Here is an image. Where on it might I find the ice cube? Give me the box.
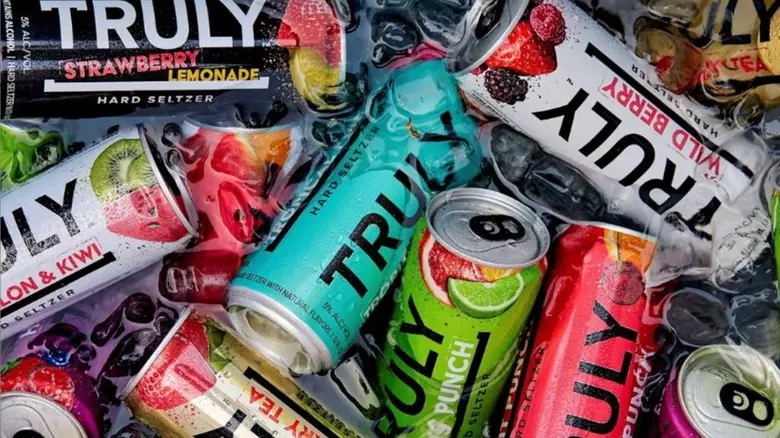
[372,15,420,52]
[489,124,539,184]
[729,290,780,358]
[522,154,606,222]
[412,0,467,48]
[663,287,728,347]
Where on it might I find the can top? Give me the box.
[119,306,193,400]
[447,0,530,75]
[678,345,780,437]
[0,392,88,438]
[427,188,550,268]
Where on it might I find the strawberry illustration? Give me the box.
[135,315,216,410]
[277,0,343,67]
[486,21,557,76]
[28,366,76,410]
[104,186,189,243]
[0,356,46,392]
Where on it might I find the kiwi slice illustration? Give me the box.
[126,152,157,191]
[90,139,156,204]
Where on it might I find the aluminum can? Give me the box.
[762,159,780,287]
[0,0,347,119]
[226,60,483,374]
[0,265,186,434]
[658,345,780,437]
[496,318,536,438]
[0,356,102,438]
[507,224,667,438]
[454,0,768,212]
[152,119,301,304]
[0,120,66,192]
[0,391,88,438]
[121,308,364,438]
[634,0,780,116]
[0,127,197,339]
[375,188,549,437]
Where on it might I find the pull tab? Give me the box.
[469,214,525,242]
[720,382,774,427]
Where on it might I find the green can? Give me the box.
[376,188,550,438]
[764,160,780,287]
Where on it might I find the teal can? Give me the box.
[227,61,483,374]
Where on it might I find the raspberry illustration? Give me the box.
[484,69,529,105]
[530,4,566,46]
[486,21,557,76]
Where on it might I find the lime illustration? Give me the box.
[90,139,155,204]
[448,273,525,319]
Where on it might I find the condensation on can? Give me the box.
[677,345,780,438]
[426,187,550,269]
[0,391,88,438]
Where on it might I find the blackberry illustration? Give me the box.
[484,69,528,105]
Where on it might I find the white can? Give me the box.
[454,0,768,220]
[0,126,197,339]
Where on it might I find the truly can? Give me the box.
[0,0,348,118]
[658,345,780,437]
[0,120,67,192]
[0,127,197,339]
[633,0,780,116]
[762,159,780,288]
[121,308,365,438]
[453,0,768,210]
[226,60,483,374]
[0,391,88,438]
[374,188,549,438]
[152,119,301,304]
[0,265,186,434]
[508,224,666,438]
[496,317,537,438]
[0,356,103,438]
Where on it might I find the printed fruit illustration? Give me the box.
[484,3,566,80]
[599,261,645,305]
[211,130,291,184]
[449,273,525,318]
[159,250,242,304]
[135,315,216,410]
[90,139,155,204]
[419,230,517,306]
[529,3,566,45]
[291,48,345,112]
[277,0,343,67]
[0,355,103,437]
[487,21,557,76]
[600,229,653,305]
[0,356,47,393]
[102,186,188,243]
[484,69,529,104]
[28,366,76,409]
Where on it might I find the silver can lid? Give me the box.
[427,188,549,269]
[447,0,530,75]
[0,392,87,438]
[679,345,780,438]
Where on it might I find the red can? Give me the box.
[508,224,667,438]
